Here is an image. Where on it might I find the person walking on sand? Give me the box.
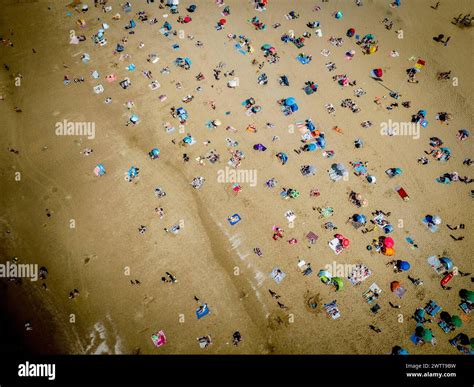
[268,289,280,299]
[369,325,382,333]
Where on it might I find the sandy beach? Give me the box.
[0,0,473,355]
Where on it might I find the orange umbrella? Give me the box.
[390,281,401,292]
[382,247,395,256]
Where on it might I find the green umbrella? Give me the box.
[451,315,462,327]
[261,44,272,50]
[467,290,474,302]
[422,329,433,341]
[332,277,344,291]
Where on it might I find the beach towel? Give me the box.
[348,264,372,285]
[151,330,167,347]
[394,286,407,298]
[196,304,210,319]
[328,238,343,255]
[323,300,341,320]
[270,267,286,283]
[363,283,382,304]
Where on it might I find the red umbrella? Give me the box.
[384,237,394,248]
[219,18,227,25]
[342,238,350,248]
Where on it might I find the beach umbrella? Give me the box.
[335,11,343,19]
[382,247,394,256]
[384,237,394,248]
[439,257,453,270]
[383,224,394,234]
[368,45,377,54]
[342,238,350,248]
[367,175,376,184]
[422,329,433,342]
[185,57,192,66]
[459,289,474,302]
[219,18,227,25]
[346,28,355,37]
[353,214,366,224]
[277,152,288,164]
[398,261,410,271]
[304,143,317,152]
[290,103,299,112]
[253,143,267,151]
[451,315,462,327]
[371,68,383,78]
[332,277,344,291]
[284,97,296,106]
[432,215,442,225]
[390,281,401,292]
[269,47,276,54]
[261,43,272,50]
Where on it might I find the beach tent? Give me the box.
[149,148,160,159]
[332,277,344,291]
[439,257,453,270]
[318,269,332,284]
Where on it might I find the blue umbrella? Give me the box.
[185,57,192,66]
[304,143,317,152]
[290,103,299,112]
[285,97,296,106]
[398,261,411,271]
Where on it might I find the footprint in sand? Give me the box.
[267,311,290,330]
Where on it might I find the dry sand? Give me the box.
[0,0,473,355]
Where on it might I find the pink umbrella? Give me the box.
[384,237,394,248]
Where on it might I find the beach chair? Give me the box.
[459,301,473,314]
[425,300,442,317]
[438,321,451,333]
